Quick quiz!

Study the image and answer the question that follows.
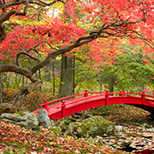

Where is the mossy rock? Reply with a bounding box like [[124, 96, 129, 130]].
[[1, 112, 39, 129], [66, 116, 115, 137], [15, 111, 26, 116], [49, 127, 61, 137]]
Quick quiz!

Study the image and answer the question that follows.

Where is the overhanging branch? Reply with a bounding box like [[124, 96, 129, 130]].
[[0, 64, 38, 82]]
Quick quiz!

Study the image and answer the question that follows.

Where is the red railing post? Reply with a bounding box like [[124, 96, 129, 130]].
[[84, 90, 88, 97], [43, 99, 48, 109], [61, 101, 66, 118], [119, 90, 123, 96], [142, 91, 145, 105], [105, 90, 109, 105]]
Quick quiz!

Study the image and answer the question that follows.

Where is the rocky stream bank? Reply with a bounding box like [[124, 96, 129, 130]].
[[0, 104, 154, 153], [57, 104, 154, 153]]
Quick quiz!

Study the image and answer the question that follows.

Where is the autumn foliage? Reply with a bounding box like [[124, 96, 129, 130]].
[[0, 0, 154, 81]]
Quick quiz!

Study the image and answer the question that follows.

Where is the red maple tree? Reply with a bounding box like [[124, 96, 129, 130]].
[[0, 0, 154, 97]]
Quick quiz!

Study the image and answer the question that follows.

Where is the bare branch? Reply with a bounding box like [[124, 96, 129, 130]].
[[128, 30, 154, 49], [0, 64, 38, 82], [0, 23, 6, 44], [0, 4, 27, 22], [0, 0, 6, 13], [16, 51, 39, 66], [30, 37, 94, 73], [0, 0, 65, 43], [29, 0, 66, 6]]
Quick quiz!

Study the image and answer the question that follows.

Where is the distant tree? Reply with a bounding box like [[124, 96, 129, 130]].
[[0, 59, 2, 103], [96, 48, 154, 92]]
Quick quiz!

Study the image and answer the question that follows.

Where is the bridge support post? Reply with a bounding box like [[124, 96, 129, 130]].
[[84, 90, 88, 97], [119, 90, 123, 96], [61, 101, 66, 118], [105, 90, 109, 105], [43, 100, 48, 109], [142, 91, 145, 105]]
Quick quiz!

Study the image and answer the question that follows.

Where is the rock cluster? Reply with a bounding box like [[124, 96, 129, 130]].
[[66, 116, 115, 137], [0, 109, 54, 129], [93, 125, 154, 152], [1, 112, 38, 129]]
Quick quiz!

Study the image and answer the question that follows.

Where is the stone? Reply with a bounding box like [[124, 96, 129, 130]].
[[48, 127, 61, 137], [38, 109, 51, 128], [115, 125, 123, 130], [0, 103, 16, 115], [146, 128, 154, 132], [66, 116, 115, 137], [1, 111, 39, 129], [141, 123, 152, 128]]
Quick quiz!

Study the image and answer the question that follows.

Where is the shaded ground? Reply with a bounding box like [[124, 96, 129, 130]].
[[3, 89, 56, 111], [104, 104, 152, 125], [68, 104, 152, 126]]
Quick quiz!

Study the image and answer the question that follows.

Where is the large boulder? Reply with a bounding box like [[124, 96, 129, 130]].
[[0, 103, 16, 115], [66, 116, 115, 137], [1, 111, 39, 129], [38, 109, 52, 128]]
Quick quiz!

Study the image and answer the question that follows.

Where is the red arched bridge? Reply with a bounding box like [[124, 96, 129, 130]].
[[33, 90, 154, 120]]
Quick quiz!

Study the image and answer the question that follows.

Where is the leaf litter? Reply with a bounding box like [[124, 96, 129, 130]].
[[0, 104, 154, 153]]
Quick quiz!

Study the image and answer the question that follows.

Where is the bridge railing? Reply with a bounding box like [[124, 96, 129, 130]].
[[39, 90, 106, 108], [123, 92, 154, 104], [39, 90, 154, 109]]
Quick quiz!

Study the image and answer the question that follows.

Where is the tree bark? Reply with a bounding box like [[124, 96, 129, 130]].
[[0, 71, 3, 103], [0, 23, 6, 44], [52, 60, 55, 95], [97, 72, 103, 92], [58, 54, 74, 98], [108, 77, 115, 92], [0, 59, 3, 103]]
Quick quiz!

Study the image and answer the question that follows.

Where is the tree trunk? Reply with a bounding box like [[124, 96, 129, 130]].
[[0, 59, 3, 103], [58, 54, 74, 98], [97, 72, 103, 92], [0, 71, 3, 103], [52, 60, 55, 95], [108, 77, 115, 92], [99, 83, 103, 92], [12, 81, 42, 110]]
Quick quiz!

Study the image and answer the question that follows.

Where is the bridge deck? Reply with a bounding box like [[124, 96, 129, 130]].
[[33, 90, 154, 120]]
